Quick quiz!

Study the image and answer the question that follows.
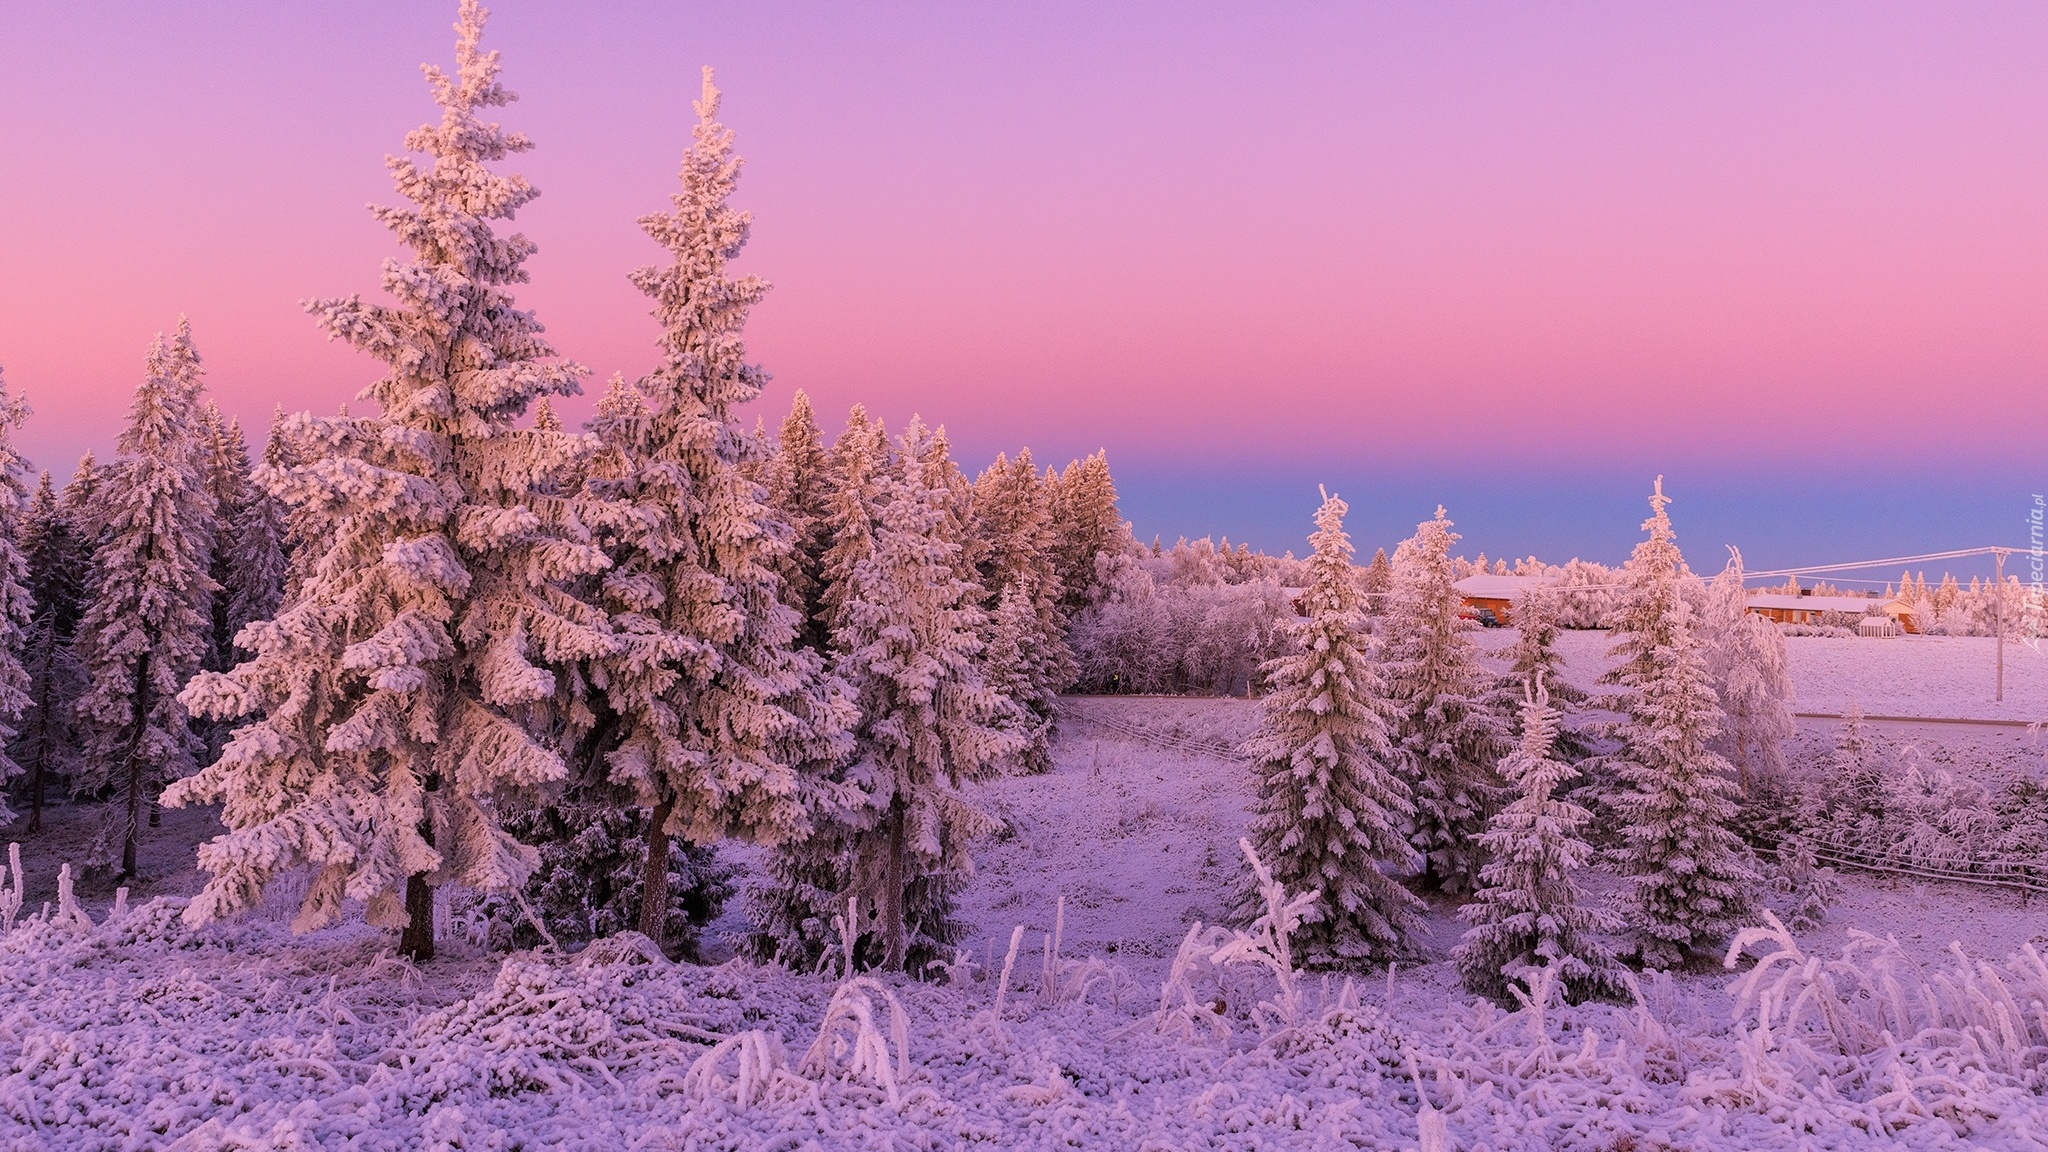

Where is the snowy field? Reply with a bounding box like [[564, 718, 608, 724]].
[[1505, 628, 2047, 724], [4, 632, 2048, 1150]]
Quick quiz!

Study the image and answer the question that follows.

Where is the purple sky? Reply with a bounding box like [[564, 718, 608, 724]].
[[0, 2, 2041, 568]]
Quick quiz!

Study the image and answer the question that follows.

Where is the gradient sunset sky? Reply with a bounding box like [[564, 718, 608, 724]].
[[0, 2, 2040, 571]]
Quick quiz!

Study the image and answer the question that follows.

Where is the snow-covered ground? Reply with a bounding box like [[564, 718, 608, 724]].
[[4, 631, 2048, 1150]]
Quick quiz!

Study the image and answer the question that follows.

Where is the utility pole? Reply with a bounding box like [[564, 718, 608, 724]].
[[1994, 547, 2005, 703]]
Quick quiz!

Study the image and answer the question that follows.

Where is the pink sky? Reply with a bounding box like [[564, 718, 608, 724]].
[[0, 2, 2041, 557]]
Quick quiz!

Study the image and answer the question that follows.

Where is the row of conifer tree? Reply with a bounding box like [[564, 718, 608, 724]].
[[1244, 479, 1797, 1000], [0, 4, 1129, 970], [0, 5, 1799, 992]]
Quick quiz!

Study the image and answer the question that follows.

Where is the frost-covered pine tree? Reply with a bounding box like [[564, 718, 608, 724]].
[[1816, 704, 1886, 850], [575, 66, 853, 944], [1501, 582, 1584, 708], [815, 406, 892, 641], [1379, 507, 1509, 894], [1702, 548, 1793, 794], [194, 406, 254, 675], [220, 425, 289, 648], [1240, 488, 1422, 965], [166, 3, 613, 960], [1605, 478, 1758, 969], [971, 449, 1074, 770], [763, 389, 833, 648], [1454, 672, 1620, 1003], [16, 473, 84, 833], [980, 579, 1056, 772], [1361, 547, 1393, 615], [1049, 450, 1126, 612], [73, 324, 216, 876], [756, 421, 1024, 974], [0, 372, 33, 828], [1486, 580, 1587, 760]]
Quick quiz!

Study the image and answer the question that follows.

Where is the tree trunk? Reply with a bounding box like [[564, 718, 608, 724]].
[[27, 663, 50, 834], [883, 802, 907, 971], [400, 871, 436, 963], [638, 792, 675, 945], [118, 655, 152, 879], [1736, 732, 1752, 797], [400, 795, 438, 962]]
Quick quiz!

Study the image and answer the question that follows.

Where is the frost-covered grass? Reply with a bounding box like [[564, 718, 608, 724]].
[[7, 836, 2048, 1149], [6, 664, 2047, 1149]]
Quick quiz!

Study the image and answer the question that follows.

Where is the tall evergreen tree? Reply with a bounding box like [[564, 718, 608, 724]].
[[0, 373, 32, 828], [167, 2, 614, 960], [73, 324, 216, 876], [194, 406, 254, 675], [1454, 672, 1619, 1003], [815, 406, 891, 641], [755, 422, 1024, 974], [1379, 507, 1509, 894], [1050, 450, 1125, 612], [1605, 478, 1757, 969], [220, 425, 290, 649], [1702, 548, 1794, 795], [970, 449, 1074, 770], [1240, 488, 1421, 965], [763, 389, 833, 648], [16, 474, 83, 833], [1361, 547, 1393, 615], [58, 452, 107, 553], [574, 66, 853, 944]]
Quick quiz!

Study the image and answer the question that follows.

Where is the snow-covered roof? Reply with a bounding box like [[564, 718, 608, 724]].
[[1745, 593, 1881, 613], [1452, 574, 1554, 600]]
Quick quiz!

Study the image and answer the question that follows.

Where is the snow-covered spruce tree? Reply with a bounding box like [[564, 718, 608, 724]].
[[1049, 450, 1126, 612], [72, 324, 216, 875], [1453, 671, 1621, 1003], [970, 449, 1074, 771], [756, 421, 1024, 974], [571, 66, 853, 946], [814, 405, 892, 640], [1814, 704, 1887, 851], [1485, 580, 1588, 761], [501, 791, 736, 957], [1239, 488, 1422, 966], [980, 579, 1058, 771], [194, 405, 253, 676], [1500, 582, 1584, 709], [58, 451, 109, 551], [1702, 548, 1793, 795], [1379, 507, 1509, 894], [1604, 478, 1758, 969], [0, 372, 32, 828], [166, 3, 613, 961], [763, 389, 833, 649], [15, 474, 84, 833], [1360, 547, 1393, 615], [221, 425, 289, 650]]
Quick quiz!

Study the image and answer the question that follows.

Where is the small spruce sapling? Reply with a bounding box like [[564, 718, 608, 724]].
[[1454, 672, 1621, 1004]]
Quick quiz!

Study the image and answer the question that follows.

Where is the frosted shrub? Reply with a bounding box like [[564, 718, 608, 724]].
[[0, 844, 20, 931], [679, 1030, 806, 1108], [1216, 838, 1318, 1035], [801, 976, 913, 1105], [1696, 910, 2048, 1132]]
